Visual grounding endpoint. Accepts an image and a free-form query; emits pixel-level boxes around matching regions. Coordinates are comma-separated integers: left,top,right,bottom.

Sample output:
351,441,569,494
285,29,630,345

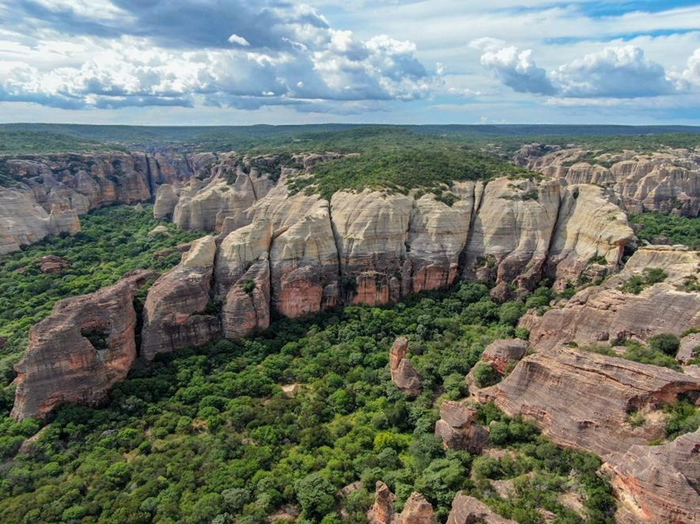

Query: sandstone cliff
0,150,209,254
11,270,156,420
517,145,700,217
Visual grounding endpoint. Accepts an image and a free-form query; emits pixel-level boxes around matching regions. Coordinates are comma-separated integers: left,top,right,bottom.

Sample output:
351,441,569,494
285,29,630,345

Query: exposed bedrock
477,347,700,524
0,150,207,254
447,494,517,524
140,236,220,361
517,145,700,217
367,481,436,524
521,246,700,351
11,270,156,420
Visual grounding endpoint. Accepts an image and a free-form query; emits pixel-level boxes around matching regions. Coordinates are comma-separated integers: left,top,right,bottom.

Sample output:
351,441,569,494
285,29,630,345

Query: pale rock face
215,218,273,294
522,247,700,351
140,237,220,361
0,189,64,254
464,178,562,289
269,196,339,317
222,256,271,339
518,146,700,216
173,174,267,232
407,184,476,293
435,401,489,453
11,271,155,420
153,184,180,219
331,190,413,273
547,184,634,288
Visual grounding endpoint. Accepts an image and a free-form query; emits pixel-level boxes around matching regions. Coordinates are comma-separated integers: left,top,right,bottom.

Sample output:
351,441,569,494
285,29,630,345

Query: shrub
648,333,680,356
473,363,498,388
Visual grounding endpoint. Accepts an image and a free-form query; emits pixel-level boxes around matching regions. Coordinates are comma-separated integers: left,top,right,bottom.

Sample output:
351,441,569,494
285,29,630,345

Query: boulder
435,401,489,453
11,270,156,420
367,482,436,524
678,333,700,365
389,337,422,397
481,339,528,374
39,255,72,274
447,494,517,524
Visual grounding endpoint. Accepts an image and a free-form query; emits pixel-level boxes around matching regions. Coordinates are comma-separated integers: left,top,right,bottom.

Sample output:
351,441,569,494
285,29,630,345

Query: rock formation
389,337,422,397
39,255,72,274
517,145,700,217
0,150,206,254
478,348,700,457
604,429,700,524
435,401,489,453
368,482,436,524
11,270,156,420
522,246,700,351
222,255,271,339
678,333,700,364
447,494,517,524
481,339,528,374
140,237,220,361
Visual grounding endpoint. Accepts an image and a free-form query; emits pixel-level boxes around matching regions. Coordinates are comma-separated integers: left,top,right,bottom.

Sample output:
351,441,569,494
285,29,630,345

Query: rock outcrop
517,145,700,217
368,482,436,524
522,246,700,351
478,348,700,458
604,429,700,524
39,255,72,274
11,270,156,420
481,339,528,374
389,337,422,397
0,150,204,254
140,237,220,361
222,255,271,339
447,494,517,524
435,401,489,453
678,333,700,364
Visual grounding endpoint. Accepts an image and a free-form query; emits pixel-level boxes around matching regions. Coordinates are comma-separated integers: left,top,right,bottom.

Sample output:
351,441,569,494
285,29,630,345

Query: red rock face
389,337,422,397
367,482,436,524
222,257,271,339
411,263,458,293
39,255,72,274
11,270,155,420
276,266,324,318
481,339,528,374
352,272,393,306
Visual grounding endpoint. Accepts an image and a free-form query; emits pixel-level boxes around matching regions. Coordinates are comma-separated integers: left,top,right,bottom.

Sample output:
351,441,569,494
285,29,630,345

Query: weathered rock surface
367,482,436,524
522,247,700,351
0,151,201,253
481,339,528,374
40,255,72,274
478,347,700,458
517,145,700,217
153,184,180,220
447,494,517,524
389,337,422,396
11,270,156,420
605,429,700,524
222,255,271,339
140,236,220,361
678,333,700,365
435,401,489,453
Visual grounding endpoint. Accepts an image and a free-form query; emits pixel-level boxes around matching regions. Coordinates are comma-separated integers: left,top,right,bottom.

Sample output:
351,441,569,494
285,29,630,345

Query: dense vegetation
0,206,203,366
0,130,121,156
629,212,700,248
0,282,616,523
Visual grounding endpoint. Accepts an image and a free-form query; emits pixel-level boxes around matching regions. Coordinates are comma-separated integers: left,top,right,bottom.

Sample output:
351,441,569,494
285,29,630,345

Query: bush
648,333,680,356
473,363,498,388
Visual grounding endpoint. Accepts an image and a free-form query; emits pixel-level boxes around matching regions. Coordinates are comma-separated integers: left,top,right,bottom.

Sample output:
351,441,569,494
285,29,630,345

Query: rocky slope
516,144,700,217
0,150,213,254
476,247,700,524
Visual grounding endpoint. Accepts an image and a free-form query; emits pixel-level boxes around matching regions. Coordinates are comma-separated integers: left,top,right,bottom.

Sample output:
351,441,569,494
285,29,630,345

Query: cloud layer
479,43,691,99
0,0,432,111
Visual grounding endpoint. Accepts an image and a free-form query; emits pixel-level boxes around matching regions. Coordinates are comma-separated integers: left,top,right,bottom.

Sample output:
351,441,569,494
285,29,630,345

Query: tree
295,473,336,521
648,333,680,356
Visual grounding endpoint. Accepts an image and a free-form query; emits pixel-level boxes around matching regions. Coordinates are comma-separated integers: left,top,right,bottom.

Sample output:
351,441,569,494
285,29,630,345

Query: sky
0,0,699,125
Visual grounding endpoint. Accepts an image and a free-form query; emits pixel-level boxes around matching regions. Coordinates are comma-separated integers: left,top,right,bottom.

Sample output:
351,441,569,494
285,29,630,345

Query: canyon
2,142,699,523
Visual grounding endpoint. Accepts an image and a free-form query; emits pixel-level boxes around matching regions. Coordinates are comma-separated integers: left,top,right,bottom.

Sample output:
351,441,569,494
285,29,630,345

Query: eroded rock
12,270,156,420
435,401,489,453
447,493,517,524
482,339,528,374
389,337,422,397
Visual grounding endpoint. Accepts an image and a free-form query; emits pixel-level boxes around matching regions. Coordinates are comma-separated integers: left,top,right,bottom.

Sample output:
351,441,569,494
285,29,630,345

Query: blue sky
0,0,698,125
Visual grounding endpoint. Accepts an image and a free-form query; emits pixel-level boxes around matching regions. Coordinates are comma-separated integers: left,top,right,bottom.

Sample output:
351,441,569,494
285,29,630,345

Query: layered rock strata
481,339,528,374
11,270,156,420
0,151,210,254
517,145,700,216
140,237,220,361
